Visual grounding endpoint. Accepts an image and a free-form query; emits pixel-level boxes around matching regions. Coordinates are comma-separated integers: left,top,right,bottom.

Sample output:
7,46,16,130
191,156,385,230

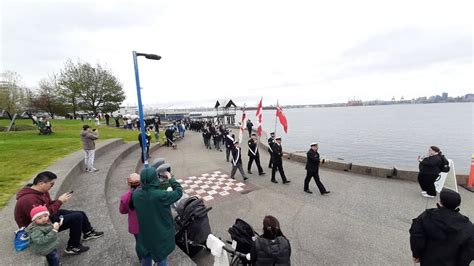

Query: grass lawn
0,119,165,208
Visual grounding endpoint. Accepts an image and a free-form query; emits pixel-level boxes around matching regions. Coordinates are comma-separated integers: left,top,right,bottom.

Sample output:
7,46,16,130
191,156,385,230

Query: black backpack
439,155,450,173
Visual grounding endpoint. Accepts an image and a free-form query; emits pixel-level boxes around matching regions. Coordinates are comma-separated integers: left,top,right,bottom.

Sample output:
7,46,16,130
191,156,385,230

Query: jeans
46,249,60,266
84,149,95,170
50,209,93,247
141,257,168,266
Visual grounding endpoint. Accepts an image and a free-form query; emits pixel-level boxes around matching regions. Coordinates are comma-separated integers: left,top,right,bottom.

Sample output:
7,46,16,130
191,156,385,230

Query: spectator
119,173,145,262
14,171,104,255
417,146,444,198
138,128,152,163
105,113,110,126
133,167,183,266
251,215,291,266
26,205,61,266
81,125,99,172
410,188,474,265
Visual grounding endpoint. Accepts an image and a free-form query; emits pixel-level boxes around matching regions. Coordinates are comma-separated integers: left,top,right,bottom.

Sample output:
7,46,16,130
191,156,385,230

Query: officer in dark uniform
271,137,290,184
230,141,248,181
224,133,234,162
247,133,265,175
304,143,330,195
267,132,275,169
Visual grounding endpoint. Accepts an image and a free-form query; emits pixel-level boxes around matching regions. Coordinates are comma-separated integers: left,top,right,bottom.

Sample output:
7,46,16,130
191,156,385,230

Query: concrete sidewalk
151,131,474,265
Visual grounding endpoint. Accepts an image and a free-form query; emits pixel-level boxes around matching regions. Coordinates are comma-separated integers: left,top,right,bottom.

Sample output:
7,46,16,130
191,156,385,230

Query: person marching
271,137,290,184
230,141,248,181
304,143,330,195
267,132,275,169
224,133,235,162
248,133,265,175
246,119,253,138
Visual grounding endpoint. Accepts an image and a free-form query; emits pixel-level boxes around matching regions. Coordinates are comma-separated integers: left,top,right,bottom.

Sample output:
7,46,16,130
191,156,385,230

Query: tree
0,71,28,114
58,59,85,118
58,59,125,116
29,75,67,118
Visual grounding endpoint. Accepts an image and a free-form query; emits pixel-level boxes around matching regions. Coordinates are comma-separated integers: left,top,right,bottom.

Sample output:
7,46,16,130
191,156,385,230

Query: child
119,173,141,261
26,205,61,266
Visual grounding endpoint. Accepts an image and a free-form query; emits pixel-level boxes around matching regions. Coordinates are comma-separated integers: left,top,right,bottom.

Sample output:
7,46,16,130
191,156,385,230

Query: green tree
58,59,86,118
0,71,28,114
29,75,67,118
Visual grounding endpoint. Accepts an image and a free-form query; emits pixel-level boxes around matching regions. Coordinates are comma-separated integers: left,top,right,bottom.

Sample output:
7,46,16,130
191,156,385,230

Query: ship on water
346,97,363,106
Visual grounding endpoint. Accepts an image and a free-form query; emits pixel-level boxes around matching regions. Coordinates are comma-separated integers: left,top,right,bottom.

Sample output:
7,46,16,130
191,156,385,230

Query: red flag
276,101,288,133
256,98,263,137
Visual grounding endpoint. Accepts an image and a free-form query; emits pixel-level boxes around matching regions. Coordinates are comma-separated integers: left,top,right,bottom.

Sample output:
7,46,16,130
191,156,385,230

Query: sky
1,0,472,108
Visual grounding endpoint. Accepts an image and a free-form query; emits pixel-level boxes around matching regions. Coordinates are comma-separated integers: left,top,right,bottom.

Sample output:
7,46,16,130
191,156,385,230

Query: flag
239,106,247,143
256,98,263,137
276,101,288,133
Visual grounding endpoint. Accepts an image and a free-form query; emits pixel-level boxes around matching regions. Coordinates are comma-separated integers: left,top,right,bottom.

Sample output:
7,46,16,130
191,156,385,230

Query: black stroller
175,196,212,257
227,218,260,265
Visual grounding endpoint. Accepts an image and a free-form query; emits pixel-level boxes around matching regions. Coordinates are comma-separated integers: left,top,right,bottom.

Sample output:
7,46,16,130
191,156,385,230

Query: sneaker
421,191,427,196
85,168,90,172
64,244,90,254
422,194,435,198
90,168,99,172
83,230,104,241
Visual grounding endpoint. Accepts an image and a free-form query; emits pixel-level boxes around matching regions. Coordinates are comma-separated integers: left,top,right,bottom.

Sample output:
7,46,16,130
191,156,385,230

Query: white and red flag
239,105,247,143
256,98,263,137
276,101,288,133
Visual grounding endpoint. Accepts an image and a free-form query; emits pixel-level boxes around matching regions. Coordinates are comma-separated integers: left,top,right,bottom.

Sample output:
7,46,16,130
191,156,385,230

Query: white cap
310,142,318,146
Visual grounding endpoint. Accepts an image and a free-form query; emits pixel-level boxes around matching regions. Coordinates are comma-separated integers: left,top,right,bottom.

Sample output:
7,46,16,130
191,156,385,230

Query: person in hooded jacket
251,215,291,266
410,188,474,266
132,167,183,266
417,146,444,198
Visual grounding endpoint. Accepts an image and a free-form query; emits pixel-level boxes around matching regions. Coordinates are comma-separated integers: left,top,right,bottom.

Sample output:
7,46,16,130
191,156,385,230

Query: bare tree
0,71,28,113
29,75,66,118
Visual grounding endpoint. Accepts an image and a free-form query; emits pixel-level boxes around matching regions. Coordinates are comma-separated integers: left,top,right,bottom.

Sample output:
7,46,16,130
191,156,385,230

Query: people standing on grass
230,141,248,181
271,137,290,184
410,189,474,265
133,167,183,266
304,143,330,195
26,205,61,266
14,171,104,255
80,125,99,172
417,146,444,198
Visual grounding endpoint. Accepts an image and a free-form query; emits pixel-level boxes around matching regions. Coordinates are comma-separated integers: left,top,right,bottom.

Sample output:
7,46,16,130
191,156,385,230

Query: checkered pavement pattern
176,170,258,203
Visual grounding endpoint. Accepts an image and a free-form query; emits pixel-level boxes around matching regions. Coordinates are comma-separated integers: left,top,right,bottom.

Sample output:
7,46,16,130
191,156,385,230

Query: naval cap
310,142,318,146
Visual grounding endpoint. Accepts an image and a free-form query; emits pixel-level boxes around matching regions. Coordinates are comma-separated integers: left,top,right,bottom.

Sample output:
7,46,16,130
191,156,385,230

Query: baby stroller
175,196,212,257
227,218,259,265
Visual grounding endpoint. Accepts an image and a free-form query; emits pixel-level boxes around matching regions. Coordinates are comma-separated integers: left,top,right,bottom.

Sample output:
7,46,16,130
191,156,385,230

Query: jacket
26,222,59,256
410,207,474,266
419,154,443,175
132,168,183,262
80,130,98,150
232,147,243,166
119,189,139,235
251,236,291,266
305,149,320,172
248,139,259,158
268,137,274,153
14,187,63,228
271,144,283,164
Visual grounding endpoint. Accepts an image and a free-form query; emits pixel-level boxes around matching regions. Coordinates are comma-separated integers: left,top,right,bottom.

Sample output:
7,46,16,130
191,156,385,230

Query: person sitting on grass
14,171,104,255
26,205,61,266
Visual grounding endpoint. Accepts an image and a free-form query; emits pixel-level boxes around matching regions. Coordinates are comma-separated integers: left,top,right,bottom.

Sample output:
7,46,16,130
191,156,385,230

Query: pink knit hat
127,173,140,187
30,205,49,221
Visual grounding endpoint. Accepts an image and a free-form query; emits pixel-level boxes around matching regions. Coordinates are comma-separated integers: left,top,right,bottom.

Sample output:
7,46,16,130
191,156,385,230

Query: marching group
10,121,474,266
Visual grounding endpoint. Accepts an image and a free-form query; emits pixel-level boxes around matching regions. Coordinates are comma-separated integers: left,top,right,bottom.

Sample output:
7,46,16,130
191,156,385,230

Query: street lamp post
132,51,161,168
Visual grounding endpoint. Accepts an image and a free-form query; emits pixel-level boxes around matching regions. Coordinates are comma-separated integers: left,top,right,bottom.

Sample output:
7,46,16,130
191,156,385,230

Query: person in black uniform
271,137,290,184
304,143,330,195
230,141,248,181
224,133,234,162
267,132,275,169
246,120,253,137
248,133,265,175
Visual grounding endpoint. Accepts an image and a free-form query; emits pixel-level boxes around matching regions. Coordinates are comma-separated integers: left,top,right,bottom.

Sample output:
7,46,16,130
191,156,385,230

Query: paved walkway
150,131,474,265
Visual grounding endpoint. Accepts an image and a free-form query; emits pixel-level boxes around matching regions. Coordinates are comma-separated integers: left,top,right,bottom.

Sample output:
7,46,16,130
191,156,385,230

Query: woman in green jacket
133,167,183,266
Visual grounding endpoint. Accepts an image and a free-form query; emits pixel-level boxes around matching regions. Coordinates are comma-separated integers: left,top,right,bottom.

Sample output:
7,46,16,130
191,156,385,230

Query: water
231,103,473,174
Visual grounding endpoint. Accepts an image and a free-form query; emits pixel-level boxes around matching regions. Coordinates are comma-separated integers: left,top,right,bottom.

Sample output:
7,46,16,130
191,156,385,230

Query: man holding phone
80,125,99,172
14,171,104,254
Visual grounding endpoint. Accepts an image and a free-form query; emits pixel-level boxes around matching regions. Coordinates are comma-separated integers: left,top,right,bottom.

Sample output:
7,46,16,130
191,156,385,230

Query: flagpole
274,100,278,136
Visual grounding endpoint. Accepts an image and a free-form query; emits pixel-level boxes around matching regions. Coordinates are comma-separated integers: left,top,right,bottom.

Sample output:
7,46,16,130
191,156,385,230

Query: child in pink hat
119,173,142,262
26,205,62,266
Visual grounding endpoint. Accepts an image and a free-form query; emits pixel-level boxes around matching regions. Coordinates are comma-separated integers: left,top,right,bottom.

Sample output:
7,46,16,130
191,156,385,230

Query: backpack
439,155,450,173
13,227,30,252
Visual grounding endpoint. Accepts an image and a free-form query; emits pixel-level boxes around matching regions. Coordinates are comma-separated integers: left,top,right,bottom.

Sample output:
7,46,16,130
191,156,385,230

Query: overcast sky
1,0,472,108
